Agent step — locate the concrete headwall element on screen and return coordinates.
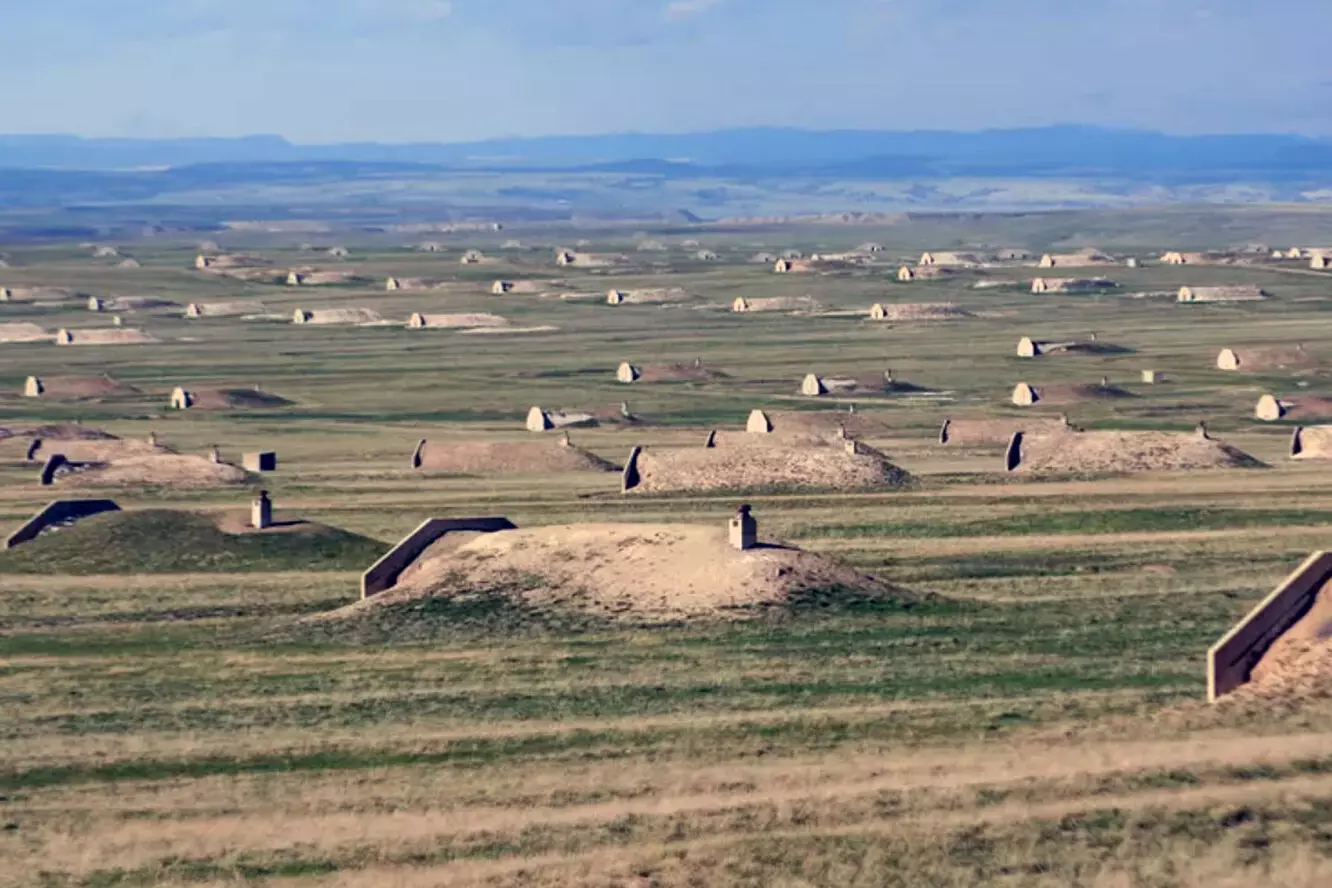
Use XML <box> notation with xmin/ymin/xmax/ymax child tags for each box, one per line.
<box><xmin>1208</xmin><ymin>550</ymin><xmax>1332</xmax><ymax>702</ymax></box>
<box><xmin>621</xmin><ymin>446</ymin><xmax>643</xmax><ymax>492</ymax></box>
<box><xmin>39</xmin><ymin>454</ymin><xmax>70</xmax><ymax>486</ymax></box>
<box><xmin>361</xmin><ymin>516</ymin><xmax>517</xmax><ymax>599</ymax></box>
<box><xmin>6</xmin><ymin>499</ymin><xmax>121</xmax><ymax>548</ymax></box>
<box><xmin>243</xmin><ymin>452</ymin><xmax>277</xmax><ymax>472</ymax></box>
<box><xmin>1004</xmin><ymin>432</ymin><xmax>1024</xmax><ymax>472</ymax></box>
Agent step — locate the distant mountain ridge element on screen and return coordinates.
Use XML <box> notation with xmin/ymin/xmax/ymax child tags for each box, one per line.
<box><xmin>3</xmin><ymin>126</ymin><xmax>1331</xmax><ymax>178</ymax></box>
<box><xmin>0</xmin><ymin>126</ymin><xmax>1328</xmax><ymax>226</ymax></box>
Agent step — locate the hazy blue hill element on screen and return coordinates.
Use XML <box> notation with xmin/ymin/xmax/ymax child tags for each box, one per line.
<box><xmin>2</xmin><ymin>126</ymin><xmax>1330</xmax><ymax>178</ymax></box>
<box><xmin>0</xmin><ymin>126</ymin><xmax>1328</xmax><ymax>224</ymax></box>
<box><xmin>0</xmin><ymin>134</ymin><xmax>296</xmax><ymax>168</ymax></box>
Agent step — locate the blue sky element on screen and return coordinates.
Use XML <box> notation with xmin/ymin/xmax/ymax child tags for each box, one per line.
<box><xmin>1</xmin><ymin>0</ymin><xmax>1328</xmax><ymax>142</ymax></box>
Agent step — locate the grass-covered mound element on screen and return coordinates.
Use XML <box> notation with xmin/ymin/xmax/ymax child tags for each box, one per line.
<box><xmin>0</xmin><ymin>509</ymin><xmax>388</xmax><ymax>574</ymax></box>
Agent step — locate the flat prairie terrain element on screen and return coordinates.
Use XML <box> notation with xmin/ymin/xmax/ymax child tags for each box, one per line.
<box><xmin>3</xmin><ymin>218</ymin><xmax>1332</xmax><ymax>886</ymax></box>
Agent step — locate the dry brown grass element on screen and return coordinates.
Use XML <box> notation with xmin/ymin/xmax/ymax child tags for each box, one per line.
<box><xmin>11</xmin><ymin>743</ymin><xmax>1332</xmax><ymax>886</ymax></box>
<box><xmin>6</xmin><ymin>224</ymin><xmax>1332</xmax><ymax>885</ymax></box>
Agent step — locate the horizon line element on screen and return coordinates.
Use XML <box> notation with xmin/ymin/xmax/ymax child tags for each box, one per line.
<box><xmin>0</xmin><ymin>123</ymin><xmax>1329</xmax><ymax>148</ymax></box>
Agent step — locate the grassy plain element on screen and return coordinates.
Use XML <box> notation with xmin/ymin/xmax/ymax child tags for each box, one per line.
<box><xmin>3</xmin><ymin>213</ymin><xmax>1332</xmax><ymax>885</ymax></box>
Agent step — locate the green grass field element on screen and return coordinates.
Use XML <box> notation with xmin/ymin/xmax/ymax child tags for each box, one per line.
<box><xmin>3</xmin><ymin>214</ymin><xmax>1332</xmax><ymax>886</ymax></box>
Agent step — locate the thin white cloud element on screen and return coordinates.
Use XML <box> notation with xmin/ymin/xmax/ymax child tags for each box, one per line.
<box><xmin>664</xmin><ymin>0</ymin><xmax>726</xmax><ymax>20</ymax></box>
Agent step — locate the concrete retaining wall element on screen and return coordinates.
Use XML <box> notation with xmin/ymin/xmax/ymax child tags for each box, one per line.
<box><xmin>361</xmin><ymin>516</ymin><xmax>517</xmax><ymax>599</ymax></box>
<box><xmin>1208</xmin><ymin>551</ymin><xmax>1332</xmax><ymax>702</ymax></box>
<box><xmin>6</xmin><ymin>499</ymin><xmax>121</xmax><ymax>549</ymax></box>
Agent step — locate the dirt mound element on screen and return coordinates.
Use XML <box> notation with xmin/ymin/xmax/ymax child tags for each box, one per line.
<box><xmin>897</xmin><ymin>266</ymin><xmax>953</xmax><ymax>281</ymax></box>
<box><xmin>1256</xmin><ymin>395</ymin><xmax>1332</xmax><ymax>422</ymax></box>
<box><xmin>288</xmin><ymin>270</ymin><xmax>362</xmax><ymax>286</ymax></box>
<box><xmin>386</xmin><ymin>277</ymin><xmax>445</xmax><ymax>292</ymax></box>
<box><xmin>637</xmin><ymin>363</ymin><xmax>731</xmax><ymax>383</ymax></box>
<box><xmin>1293</xmin><ymin>397</ymin><xmax>1332</xmax><ymax>417</ymax></box>
<box><xmin>36</xmin><ymin>440</ymin><xmax>252</xmax><ymax>489</ymax></box>
<box><xmin>198</xmin><ymin>254</ymin><xmax>270</xmax><ymax>271</ymax></box>
<box><xmin>627</xmin><ymin>442</ymin><xmax>911</xmax><ymax>494</ymax></box>
<box><xmin>1031</xmin><ymin>278</ymin><xmax>1118</xmax><ymax>294</ymax></box>
<box><xmin>55</xmin><ymin>454</ymin><xmax>250</xmax><ymax>489</ymax></box>
<box><xmin>1178</xmin><ymin>285</ymin><xmax>1267</xmax><ymax>303</ymax></box>
<box><xmin>873</xmin><ymin>303</ymin><xmax>972</xmax><ymax>322</ymax></box>
<box><xmin>292</xmin><ymin>308</ymin><xmax>382</xmax><ymax>325</ymax></box>
<box><xmin>1221</xmin><ymin>581</ymin><xmax>1332</xmax><ymax>708</ymax></box>
<box><xmin>489</xmin><ymin>280</ymin><xmax>544</xmax><ymax>294</ymax></box>
<box><xmin>0</xmin><ymin>510</ymin><xmax>386</xmax><ymax>575</ymax></box>
<box><xmin>56</xmin><ymin>328</ymin><xmax>157</xmax><ymax>345</ymax></box>
<box><xmin>179</xmin><ymin>388</ymin><xmax>294</xmax><ymax>410</ymax></box>
<box><xmin>407</xmin><ymin>313</ymin><xmax>509</xmax><ymax>329</ymax></box>
<box><xmin>0</xmin><ymin>322</ymin><xmax>50</xmax><ymax>342</ymax></box>
<box><xmin>609</xmin><ymin>288</ymin><xmax>697</xmax><ymax>305</ymax></box>
<box><xmin>1222</xmin><ymin>639</ymin><xmax>1332</xmax><ymax>710</ymax></box>
<box><xmin>801</xmin><ymin>373</ymin><xmax>896</xmax><ymax>397</ymax></box>
<box><xmin>1293</xmin><ymin>426</ymin><xmax>1332</xmax><ymax>459</ymax></box>
<box><xmin>106</xmin><ymin>297</ymin><xmax>177</xmax><ymax>311</ymax></box>
<box><xmin>1254</xmin><ymin>580</ymin><xmax>1332</xmax><ymax>679</ymax></box>
<box><xmin>737</xmin><ymin>410</ymin><xmax>894</xmax><ymax>441</ymax></box>
<box><xmin>314</xmin><ymin>524</ymin><xmax>920</xmax><ymax>631</ymax></box>
<box><xmin>416</xmin><ymin>440</ymin><xmax>617</xmax><ymax>474</ymax></box>
<box><xmin>939</xmin><ymin>416</ymin><xmax>1071</xmax><ymax>446</ymax></box>
<box><xmin>1218</xmin><ymin>346</ymin><xmax>1321</xmax><ymax>373</ymax></box>
<box><xmin>733</xmin><ymin>295</ymin><xmax>823</xmax><ymax>313</ymax></box>
<box><xmin>185</xmin><ymin>300</ymin><xmax>263</xmax><ymax>318</ymax></box>
<box><xmin>20</xmin><ymin>376</ymin><xmax>140</xmax><ymax>399</ymax></box>
<box><xmin>1011</xmin><ymin>429</ymin><xmax>1265</xmax><ymax>474</ymax></box>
